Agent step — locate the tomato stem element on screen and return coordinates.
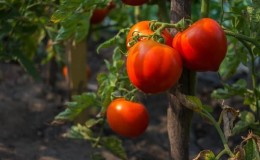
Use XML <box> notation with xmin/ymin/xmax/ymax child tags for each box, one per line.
<box><xmin>201</xmin><ymin>110</ymin><xmax>235</xmax><ymax>158</ymax></box>
<box><xmin>224</xmin><ymin>30</ymin><xmax>260</xmax><ymax>50</ymax></box>
<box><xmin>201</xmin><ymin>0</ymin><xmax>209</xmax><ymax>18</ymax></box>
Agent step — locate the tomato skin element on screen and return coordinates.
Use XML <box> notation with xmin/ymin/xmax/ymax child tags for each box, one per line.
<box><xmin>122</xmin><ymin>0</ymin><xmax>148</xmax><ymax>6</ymax></box>
<box><xmin>127</xmin><ymin>40</ymin><xmax>182</xmax><ymax>94</ymax></box>
<box><xmin>90</xmin><ymin>2</ymin><xmax>115</xmax><ymax>24</ymax></box>
<box><xmin>172</xmin><ymin>18</ymin><xmax>227</xmax><ymax>71</ymax></box>
<box><xmin>126</xmin><ymin>21</ymin><xmax>172</xmax><ymax>49</ymax></box>
<box><xmin>106</xmin><ymin>98</ymin><xmax>149</xmax><ymax>138</ymax></box>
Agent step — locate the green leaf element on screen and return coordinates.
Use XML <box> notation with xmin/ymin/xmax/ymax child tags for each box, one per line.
<box><xmin>55</xmin><ymin>93</ymin><xmax>98</xmax><ymax>121</ymax></box>
<box><xmin>193</xmin><ymin>150</ymin><xmax>216</xmax><ymax>160</ymax></box>
<box><xmin>85</xmin><ymin>118</ymin><xmax>103</xmax><ymax>128</ymax></box>
<box><xmin>14</xmin><ymin>52</ymin><xmax>41</xmax><ymax>81</ymax></box>
<box><xmin>101</xmin><ymin>136</ymin><xmax>127</xmax><ymax>160</ymax></box>
<box><xmin>96</xmin><ymin>28</ymin><xmax>129</xmax><ymax>54</ymax></box>
<box><xmin>232</xmin><ymin>111</ymin><xmax>255</xmax><ymax>135</ymax></box>
<box><xmin>66</xmin><ymin>123</ymin><xmax>95</xmax><ymax>140</ymax></box>
<box><xmin>186</xmin><ymin>95</ymin><xmax>203</xmax><ymax>112</ymax></box>
<box><xmin>212</xmin><ymin>79</ymin><xmax>247</xmax><ymax>99</ymax></box>
<box><xmin>244</xmin><ymin>139</ymin><xmax>260</xmax><ymax>160</ymax></box>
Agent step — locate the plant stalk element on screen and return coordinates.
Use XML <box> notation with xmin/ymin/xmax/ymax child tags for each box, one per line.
<box><xmin>201</xmin><ymin>0</ymin><xmax>209</xmax><ymax>18</ymax></box>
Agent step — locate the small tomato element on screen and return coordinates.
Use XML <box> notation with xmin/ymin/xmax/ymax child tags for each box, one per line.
<box><xmin>106</xmin><ymin>98</ymin><xmax>149</xmax><ymax>138</ymax></box>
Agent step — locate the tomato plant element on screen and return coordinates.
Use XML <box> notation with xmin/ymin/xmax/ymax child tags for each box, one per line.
<box><xmin>126</xmin><ymin>40</ymin><xmax>182</xmax><ymax>93</ymax></box>
<box><xmin>106</xmin><ymin>98</ymin><xmax>149</xmax><ymax>138</ymax></box>
<box><xmin>90</xmin><ymin>1</ymin><xmax>115</xmax><ymax>24</ymax></box>
<box><xmin>122</xmin><ymin>0</ymin><xmax>148</xmax><ymax>6</ymax></box>
<box><xmin>126</xmin><ymin>21</ymin><xmax>173</xmax><ymax>49</ymax></box>
<box><xmin>172</xmin><ymin>18</ymin><xmax>227</xmax><ymax>71</ymax></box>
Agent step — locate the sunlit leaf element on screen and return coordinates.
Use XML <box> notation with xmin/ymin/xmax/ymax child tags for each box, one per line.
<box><xmin>101</xmin><ymin>136</ymin><xmax>127</xmax><ymax>160</ymax></box>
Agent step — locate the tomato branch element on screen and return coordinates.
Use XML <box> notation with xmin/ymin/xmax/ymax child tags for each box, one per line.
<box><xmin>201</xmin><ymin>0</ymin><xmax>209</xmax><ymax>18</ymax></box>
<box><xmin>224</xmin><ymin>30</ymin><xmax>260</xmax><ymax>50</ymax></box>
<box><xmin>200</xmin><ymin>109</ymin><xmax>235</xmax><ymax>158</ymax></box>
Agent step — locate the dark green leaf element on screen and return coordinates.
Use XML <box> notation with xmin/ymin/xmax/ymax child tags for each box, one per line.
<box><xmin>55</xmin><ymin>93</ymin><xmax>98</xmax><ymax>121</ymax></box>
<box><xmin>232</xmin><ymin>111</ymin><xmax>255</xmax><ymax>135</ymax></box>
<box><xmin>14</xmin><ymin>52</ymin><xmax>41</xmax><ymax>81</ymax></box>
<box><xmin>244</xmin><ymin>139</ymin><xmax>260</xmax><ymax>160</ymax></box>
<box><xmin>101</xmin><ymin>136</ymin><xmax>127</xmax><ymax>160</ymax></box>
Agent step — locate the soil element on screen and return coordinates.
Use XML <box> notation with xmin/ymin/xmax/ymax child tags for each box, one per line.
<box><xmin>0</xmin><ymin>45</ymin><xmax>246</xmax><ymax>160</ymax></box>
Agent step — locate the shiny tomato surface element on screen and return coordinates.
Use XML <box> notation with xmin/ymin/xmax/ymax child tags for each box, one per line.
<box><xmin>172</xmin><ymin>18</ymin><xmax>227</xmax><ymax>71</ymax></box>
<box><xmin>126</xmin><ymin>21</ymin><xmax>172</xmax><ymax>49</ymax></box>
<box><xmin>127</xmin><ymin>40</ymin><xmax>182</xmax><ymax>94</ymax></box>
<box><xmin>106</xmin><ymin>98</ymin><xmax>149</xmax><ymax>138</ymax></box>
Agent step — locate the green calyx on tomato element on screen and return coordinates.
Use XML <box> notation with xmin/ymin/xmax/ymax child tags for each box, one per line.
<box><xmin>127</xmin><ymin>40</ymin><xmax>183</xmax><ymax>94</ymax></box>
<box><xmin>172</xmin><ymin>18</ymin><xmax>227</xmax><ymax>72</ymax></box>
<box><xmin>90</xmin><ymin>1</ymin><xmax>115</xmax><ymax>24</ymax></box>
<box><xmin>122</xmin><ymin>0</ymin><xmax>148</xmax><ymax>6</ymax></box>
<box><xmin>106</xmin><ymin>98</ymin><xmax>149</xmax><ymax>138</ymax></box>
<box><xmin>126</xmin><ymin>21</ymin><xmax>173</xmax><ymax>49</ymax></box>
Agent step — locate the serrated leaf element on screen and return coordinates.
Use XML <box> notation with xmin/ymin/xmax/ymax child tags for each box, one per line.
<box><xmin>186</xmin><ymin>95</ymin><xmax>203</xmax><ymax>112</ymax></box>
<box><xmin>101</xmin><ymin>136</ymin><xmax>127</xmax><ymax>160</ymax></box>
<box><xmin>212</xmin><ymin>79</ymin><xmax>247</xmax><ymax>99</ymax></box>
<box><xmin>193</xmin><ymin>150</ymin><xmax>216</xmax><ymax>160</ymax></box>
<box><xmin>244</xmin><ymin>139</ymin><xmax>260</xmax><ymax>160</ymax></box>
<box><xmin>85</xmin><ymin>118</ymin><xmax>103</xmax><ymax>128</ymax></box>
<box><xmin>51</xmin><ymin>10</ymin><xmax>68</xmax><ymax>23</ymax></box>
<box><xmin>97</xmin><ymin>28</ymin><xmax>129</xmax><ymax>54</ymax></box>
<box><xmin>55</xmin><ymin>93</ymin><xmax>98</xmax><ymax>121</ymax></box>
<box><xmin>74</xmin><ymin>12</ymin><xmax>91</xmax><ymax>42</ymax></box>
<box><xmin>66</xmin><ymin>123</ymin><xmax>94</xmax><ymax>140</ymax></box>
<box><xmin>232</xmin><ymin>111</ymin><xmax>255</xmax><ymax>135</ymax></box>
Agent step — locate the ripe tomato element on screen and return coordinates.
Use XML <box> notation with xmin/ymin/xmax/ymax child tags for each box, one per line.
<box><xmin>126</xmin><ymin>21</ymin><xmax>172</xmax><ymax>49</ymax></box>
<box><xmin>127</xmin><ymin>40</ymin><xmax>182</xmax><ymax>94</ymax></box>
<box><xmin>106</xmin><ymin>98</ymin><xmax>149</xmax><ymax>138</ymax></box>
<box><xmin>90</xmin><ymin>1</ymin><xmax>115</xmax><ymax>24</ymax></box>
<box><xmin>172</xmin><ymin>18</ymin><xmax>227</xmax><ymax>71</ymax></box>
<box><xmin>122</xmin><ymin>0</ymin><xmax>148</xmax><ymax>6</ymax></box>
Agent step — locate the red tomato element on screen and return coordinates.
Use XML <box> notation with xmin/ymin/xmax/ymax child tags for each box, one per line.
<box><xmin>127</xmin><ymin>40</ymin><xmax>182</xmax><ymax>94</ymax></box>
<box><xmin>90</xmin><ymin>1</ymin><xmax>115</xmax><ymax>24</ymax></box>
<box><xmin>172</xmin><ymin>18</ymin><xmax>227</xmax><ymax>71</ymax></box>
<box><xmin>126</xmin><ymin>21</ymin><xmax>173</xmax><ymax>49</ymax></box>
<box><xmin>122</xmin><ymin>0</ymin><xmax>148</xmax><ymax>6</ymax></box>
<box><xmin>106</xmin><ymin>98</ymin><xmax>149</xmax><ymax>138</ymax></box>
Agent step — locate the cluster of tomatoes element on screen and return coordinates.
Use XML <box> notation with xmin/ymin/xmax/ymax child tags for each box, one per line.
<box><xmin>106</xmin><ymin>18</ymin><xmax>227</xmax><ymax>138</ymax></box>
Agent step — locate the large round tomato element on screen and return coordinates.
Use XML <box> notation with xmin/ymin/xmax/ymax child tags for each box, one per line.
<box><xmin>106</xmin><ymin>98</ymin><xmax>149</xmax><ymax>138</ymax></box>
<box><xmin>122</xmin><ymin>0</ymin><xmax>148</xmax><ymax>6</ymax></box>
<box><xmin>127</xmin><ymin>40</ymin><xmax>182</xmax><ymax>94</ymax></box>
<box><xmin>126</xmin><ymin>21</ymin><xmax>172</xmax><ymax>49</ymax></box>
<box><xmin>172</xmin><ymin>18</ymin><xmax>227</xmax><ymax>71</ymax></box>
<box><xmin>90</xmin><ymin>1</ymin><xmax>115</xmax><ymax>24</ymax></box>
